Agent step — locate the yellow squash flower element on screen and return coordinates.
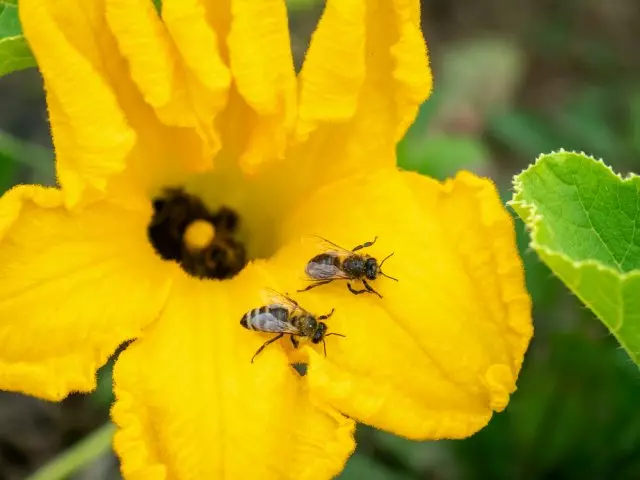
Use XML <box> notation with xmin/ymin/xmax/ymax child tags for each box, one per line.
<box><xmin>0</xmin><ymin>0</ymin><xmax>533</xmax><ymax>478</ymax></box>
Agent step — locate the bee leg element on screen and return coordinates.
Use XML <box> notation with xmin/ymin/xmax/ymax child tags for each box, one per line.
<box><xmin>347</xmin><ymin>282</ymin><xmax>368</xmax><ymax>295</ymax></box>
<box><xmin>351</xmin><ymin>236</ymin><xmax>378</xmax><ymax>252</ymax></box>
<box><xmin>251</xmin><ymin>333</ymin><xmax>285</xmax><ymax>363</ymax></box>
<box><xmin>290</xmin><ymin>335</ymin><xmax>300</xmax><ymax>349</ymax></box>
<box><xmin>362</xmin><ymin>279</ymin><xmax>383</xmax><ymax>299</ymax></box>
<box><xmin>318</xmin><ymin>308</ymin><xmax>335</xmax><ymax>320</ymax></box>
<box><xmin>297</xmin><ymin>280</ymin><xmax>333</xmax><ymax>292</ymax></box>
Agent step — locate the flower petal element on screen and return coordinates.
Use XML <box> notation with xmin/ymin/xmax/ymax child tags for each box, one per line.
<box><xmin>292</xmin><ymin>0</ymin><xmax>432</xmax><ymax>185</ymax></box>
<box><xmin>20</xmin><ymin>0</ymin><xmax>224</xmax><ymax>204</ymax></box>
<box><xmin>272</xmin><ymin>169</ymin><xmax>532</xmax><ymax>439</ymax></box>
<box><xmin>0</xmin><ymin>186</ymin><xmax>173</xmax><ymax>401</ymax></box>
<box><xmin>106</xmin><ymin>0</ymin><xmax>230</xmax><ymax>159</ymax></box>
<box><xmin>112</xmin><ymin>268</ymin><xmax>355</xmax><ymax>480</ymax></box>
<box><xmin>163</xmin><ymin>0</ymin><xmax>231</xmax><ymax>150</ymax></box>
<box><xmin>20</xmin><ymin>0</ymin><xmax>136</xmax><ymax>205</ymax></box>
<box><xmin>204</xmin><ymin>0</ymin><xmax>296</xmax><ymax>174</ymax></box>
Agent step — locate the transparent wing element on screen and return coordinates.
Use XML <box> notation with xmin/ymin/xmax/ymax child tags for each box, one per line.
<box><xmin>261</xmin><ymin>288</ymin><xmax>308</xmax><ymax>313</ymax></box>
<box><xmin>305</xmin><ymin>261</ymin><xmax>351</xmax><ymax>280</ymax></box>
<box><xmin>250</xmin><ymin>311</ymin><xmax>300</xmax><ymax>334</ymax></box>
<box><xmin>309</xmin><ymin>235</ymin><xmax>353</xmax><ymax>256</ymax></box>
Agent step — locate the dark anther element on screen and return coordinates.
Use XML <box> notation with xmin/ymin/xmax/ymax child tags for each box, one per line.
<box><xmin>147</xmin><ymin>188</ymin><xmax>247</xmax><ymax>280</ymax></box>
<box><xmin>213</xmin><ymin>206</ymin><xmax>240</xmax><ymax>232</ymax></box>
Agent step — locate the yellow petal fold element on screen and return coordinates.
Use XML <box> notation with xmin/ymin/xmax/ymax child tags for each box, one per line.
<box><xmin>271</xmin><ymin>169</ymin><xmax>532</xmax><ymax>440</ymax></box>
<box><xmin>112</xmin><ymin>268</ymin><xmax>355</xmax><ymax>480</ymax></box>
<box><xmin>163</xmin><ymin>0</ymin><xmax>231</xmax><ymax>154</ymax></box>
<box><xmin>21</xmin><ymin>0</ymin><xmax>226</xmax><ymax>205</ymax></box>
<box><xmin>292</xmin><ymin>0</ymin><xmax>432</xmax><ymax>186</ymax></box>
<box><xmin>0</xmin><ymin>186</ymin><xmax>173</xmax><ymax>401</ymax></box>
<box><xmin>212</xmin><ymin>0</ymin><xmax>297</xmax><ymax>174</ymax></box>
<box><xmin>20</xmin><ymin>0</ymin><xmax>136</xmax><ymax>206</ymax></box>
<box><xmin>106</xmin><ymin>0</ymin><xmax>229</xmax><ymax>160</ymax></box>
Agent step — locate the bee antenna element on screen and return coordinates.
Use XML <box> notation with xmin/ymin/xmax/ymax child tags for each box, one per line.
<box><xmin>379</xmin><ymin>252</ymin><xmax>394</xmax><ymax>266</ymax></box>
<box><xmin>323</xmin><ymin>332</ymin><xmax>346</xmax><ymax>357</ymax></box>
<box><xmin>379</xmin><ymin>253</ymin><xmax>399</xmax><ymax>282</ymax></box>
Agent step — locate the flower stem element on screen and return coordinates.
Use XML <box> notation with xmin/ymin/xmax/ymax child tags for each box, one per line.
<box><xmin>27</xmin><ymin>422</ymin><xmax>116</xmax><ymax>480</ymax></box>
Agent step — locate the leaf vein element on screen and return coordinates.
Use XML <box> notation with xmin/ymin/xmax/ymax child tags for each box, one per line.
<box><xmin>572</xmin><ymin>165</ymin><xmax>622</xmax><ymax>271</ymax></box>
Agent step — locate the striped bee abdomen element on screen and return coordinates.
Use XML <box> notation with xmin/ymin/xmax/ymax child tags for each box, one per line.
<box><xmin>240</xmin><ymin>306</ymin><xmax>291</xmax><ymax>333</ymax></box>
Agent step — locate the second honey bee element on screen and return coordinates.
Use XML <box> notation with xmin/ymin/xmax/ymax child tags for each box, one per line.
<box><xmin>240</xmin><ymin>291</ymin><xmax>344</xmax><ymax>363</ymax></box>
<box><xmin>298</xmin><ymin>236</ymin><xmax>397</xmax><ymax>298</ymax></box>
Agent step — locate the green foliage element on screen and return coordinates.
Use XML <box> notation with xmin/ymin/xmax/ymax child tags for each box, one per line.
<box><xmin>0</xmin><ymin>0</ymin><xmax>36</xmax><ymax>77</ymax></box>
<box><xmin>488</xmin><ymin>85</ymin><xmax>639</xmax><ymax>169</ymax></box>
<box><xmin>0</xmin><ymin>131</ymin><xmax>55</xmax><ymax>186</ymax></box>
<box><xmin>1</xmin><ymin>3</ymin><xmax>639</xmax><ymax>479</ymax></box>
<box><xmin>27</xmin><ymin>423</ymin><xmax>116</xmax><ymax>480</ymax></box>
<box><xmin>92</xmin><ymin>360</ymin><xmax>115</xmax><ymax>407</ymax></box>
<box><xmin>399</xmin><ymin>132</ymin><xmax>490</xmax><ymax>180</ymax></box>
<box><xmin>489</xmin><ymin>111</ymin><xmax>566</xmax><ymax>159</ymax></box>
<box><xmin>436</xmin><ymin>38</ymin><xmax>524</xmax><ymax>116</ymax></box>
<box><xmin>338</xmin><ymin>453</ymin><xmax>412</xmax><ymax>480</ymax></box>
<box><xmin>455</xmin><ymin>332</ymin><xmax>640</xmax><ymax>480</ymax></box>
<box><xmin>336</xmin><ymin>424</ymin><xmax>458</xmax><ymax>479</ymax></box>
<box><xmin>286</xmin><ymin>0</ymin><xmax>323</xmax><ymax>12</ymax></box>
<box><xmin>0</xmin><ymin>150</ymin><xmax>14</xmax><ymax>193</ymax></box>
<box><xmin>511</xmin><ymin>151</ymin><xmax>640</xmax><ymax>364</ymax></box>
<box><xmin>397</xmin><ymin>90</ymin><xmax>493</xmax><ymax>180</ymax></box>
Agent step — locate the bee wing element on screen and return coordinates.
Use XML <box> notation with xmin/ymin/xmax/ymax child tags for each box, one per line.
<box><xmin>309</xmin><ymin>235</ymin><xmax>353</xmax><ymax>256</ymax></box>
<box><xmin>261</xmin><ymin>288</ymin><xmax>307</xmax><ymax>313</ymax></box>
<box><xmin>250</xmin><ymin>311</ymin><xmax>301</xmax><ymax>334</ymax></box>
<box><xmin>305</xmin><ymin>261</ymin><xmax>351</xmax><ymax>280</ymax></box>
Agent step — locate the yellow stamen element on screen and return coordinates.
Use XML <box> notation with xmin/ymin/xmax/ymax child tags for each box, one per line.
<box><xmin>183</xmin><ymin>219</ymin><xmax>216</xmax><ymax>252</ymax></box>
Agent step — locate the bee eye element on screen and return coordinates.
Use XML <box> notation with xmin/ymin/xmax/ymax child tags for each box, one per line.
<box><xmin>312</xmin><ymin>328</ymin><xmax>323</xmax><ymax>343</ymax></box>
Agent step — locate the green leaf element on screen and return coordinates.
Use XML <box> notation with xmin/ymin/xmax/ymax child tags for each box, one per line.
<box><xmin>0</xmin><ymin>130</ymin><xmax>55</xmax><ymax>185</ymax></box>
<box><xmin>27</xmin><ymin>423</ymin><xmax>115</xmax><ymax>480</ymax></box>
<box><xmin>398</xmin><ymin>134</ymin><xmax>490</xmax><ymax>180</ymax></box>
<box><xmin>371</xmin><ymin>430</ymin><xmax>455</xmax><ymax>475</ymax></box>
<box><xmin>0</xmin><ymin>0</ymin><xmax>36</xmax><ymax>77</ymax></box>
<box><xmin>488</xmin><ymin>111</ymin><xmax>563</xmax><ymax>157</ymax></box>
<box><xmin>338</xmin><ymin>453</ymin><xmax>412</xmax><ymax>480</ymax></box>
<box><xmin>628</xmin><ymin>88</ymin><xmax>640</xmax><ymax>157</ymax></box>
<box><xmin>454</xmin><ymin>332</ymin><xmax>640</xmax><ymax>479</ymax></box>
<box><xmin>286</xmin><ymin>0</ymin><xmax>324</xmax><ymax>12</ymax></box>
<box><xmin>555</xmin><ymin>87</ymin><xmax>621</xmax><ymax>160</ymax></box>
<box><xmin>0</xmin><ymin>151</ymin><xmax>14</xmax><ymax>193</ymax></box>
<box><xmin>510</xmin><ymin>151</ymin><xmax>640</xmax><ymax>365</ymax></box>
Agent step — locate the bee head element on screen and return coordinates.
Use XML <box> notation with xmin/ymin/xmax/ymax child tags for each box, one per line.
<box><xmin>312</xmin><ymin>322</ymin><xmax>327</xmax><ymax>344</ymax></box>
<box><xmin>364</xmin><ymin>257</ymin><xmax>379</xmax><ymax>280</ymax></box>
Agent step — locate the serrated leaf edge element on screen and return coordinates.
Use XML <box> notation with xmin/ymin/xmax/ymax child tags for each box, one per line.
<box><xmin>509</xmin><ymin>148</ymin><xmax>640</xmax><ymax>278</ymax></box>
<box><xmin>508</xmin><ymin>149</ymin><xmax>640</xmax><ymax>364</ymax></box>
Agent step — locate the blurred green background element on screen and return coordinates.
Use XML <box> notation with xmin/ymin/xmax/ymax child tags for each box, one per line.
<box><xmin>1</xmin><ymin>0</ymin><xmax>640</xmax><ymax>479</ymax></box>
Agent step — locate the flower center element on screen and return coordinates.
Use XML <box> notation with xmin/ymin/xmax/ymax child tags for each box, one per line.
<box><xmin>147</xmin><ymin>188</ymin><xmax>247</xmax><ymax>279</ymax></box>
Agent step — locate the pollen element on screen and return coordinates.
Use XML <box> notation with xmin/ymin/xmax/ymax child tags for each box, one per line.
<box><xmin>147</xmin><ymin>188</ymin><xmax>247</xmax><ymax>280</ymax></box>
<box><xmin>184</xmin><ymin>220</ymin><xmax>216</xmax><ymax>252</ymax></box>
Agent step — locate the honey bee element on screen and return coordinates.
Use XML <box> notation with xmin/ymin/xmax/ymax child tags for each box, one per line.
<box><xmin>298</xmin><ymin>236</ymin><xmax>397</xmax><ymax>298</ymax></box>
<box><xmin>240</xmin><ymin>290</ymin><xmax>344</xmax><ymax>363</ymax></box>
